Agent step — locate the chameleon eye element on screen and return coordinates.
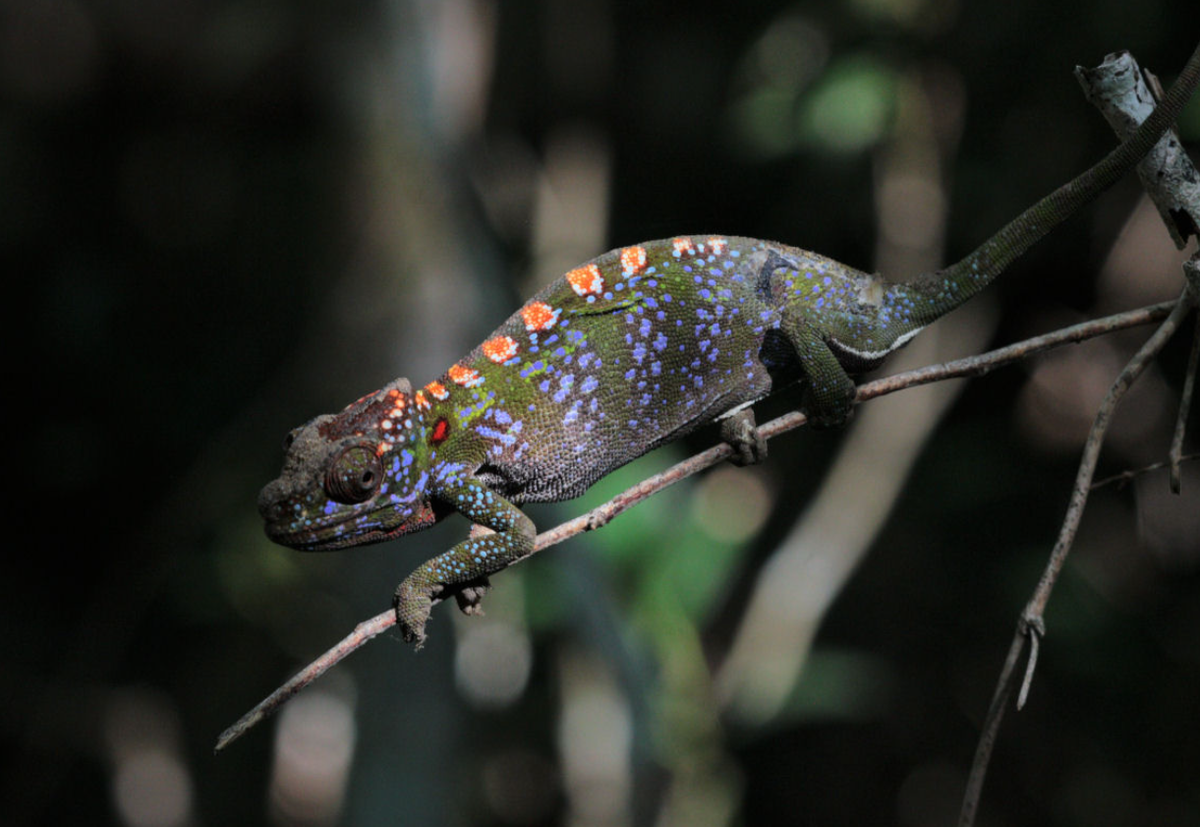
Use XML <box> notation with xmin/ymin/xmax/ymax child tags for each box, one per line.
<box><xmin>324</xmin><ymin>446</ymin><xmax>383</xmax><ymax>504</ymax></box>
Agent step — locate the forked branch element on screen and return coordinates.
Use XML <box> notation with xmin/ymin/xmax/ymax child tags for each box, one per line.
<box><xmin>957</xmin><ymin>292</ymin><xmax>1195</xmax><ymax>827</ymax></box>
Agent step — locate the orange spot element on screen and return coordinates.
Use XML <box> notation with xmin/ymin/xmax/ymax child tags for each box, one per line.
<box><xmin>620</xmin><ymin>246</ymin><xmax>648</xmax><ymax>276</ymax></box>
<box><xmin>566</xmin><ymin>263</ymin><xmax>604</xmax><ymax>297</ymax></box>
<box><xmin>448</xmin><ymin>364</ymin><xmax>483</xmax><ymax>388</ymax></box>
<box><xmin>376</xmin><ymin>441</ymin><xmax>392</xmax><ymax>456</ymax></box>
<box><xmin>430</xmin><ymin>418</ymin><xmax>450</xmax><ymax>445</ymax></box>
<box><xmin>414</xmin><ymin>390</ymin><xmax>430</xmax><ymax>410</ymax></box>
<box><xmin>707</xmin><ymin>236</ymin><xmax>728</xmax><ymax>255</ymax></box>
<box><xmin>425</xmin><ymin>381</ymin><xmax>449</xmax><ymax>401</ymax></box>
<box><xmin>672</xmin><ymin>237</ymin><xmax>695</xmax><ymax>256</ymax></box>
<box><xmin>521</xmin><ymin>301</ymin><xmax>558</xmax><ymax>332</ymax></box>
<box><xmin>482</xmin><ymin>335</ymin><xmax>519</xmax><ymax>364</ymax></box>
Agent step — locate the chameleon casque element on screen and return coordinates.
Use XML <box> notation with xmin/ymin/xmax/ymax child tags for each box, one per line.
<box><xmin>259</xmin><ymin>42</ymin><xmax>1200</xmax><ymax>646</ymax></box>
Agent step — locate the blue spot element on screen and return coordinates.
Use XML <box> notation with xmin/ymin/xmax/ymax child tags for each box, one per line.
<box><xmin>581</xmin><ymin>375</ymin><xmax>599</xmax><ymax>393</ymax></box>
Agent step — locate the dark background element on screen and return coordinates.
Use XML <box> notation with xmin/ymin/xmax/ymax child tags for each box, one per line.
<box><xmin>5</xmin><ymin>1</ymin><xmax>1199</xmax><ymax>825</ymax></box>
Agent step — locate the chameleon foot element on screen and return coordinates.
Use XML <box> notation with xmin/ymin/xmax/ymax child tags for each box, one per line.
<box><xmin>802</xmin><ymin>380</ymin><xmax>857</xmax><ymax>430</ymax></box>
<box><xmin>720</xmin><ymin>409</ymin><xmax>767</xmax><ymax>466</ymax></box>
<box><xmin>394</xmin><ymin>574</ymin><xmax>493</xmax><ymax>647</ymax></box>
<box><xmin>394</xmin><ymin>575</ymin><xmax>436</xmax><ymax>648</ymax></box>
<box><xmin>453</xmin><ymin>576</ymin><xmax>491</xmax><ymax>617</ymax></box>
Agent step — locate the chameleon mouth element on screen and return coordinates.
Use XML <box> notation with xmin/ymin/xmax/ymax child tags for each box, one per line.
<box><xmin>262</xmin><ymin>500</ymin><xmax>439</xmax><ymax>551</ymax></box>
<box><xmin>263</xmin><ymin>511</ymin><xmax>405</xmax><ymax>551</ymax></box>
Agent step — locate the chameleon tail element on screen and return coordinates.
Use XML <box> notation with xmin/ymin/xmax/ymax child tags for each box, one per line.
<box><xmin>907</xmin><ymin>38</ymin><xmax>1200</xmax><ymax>324</ymax></box>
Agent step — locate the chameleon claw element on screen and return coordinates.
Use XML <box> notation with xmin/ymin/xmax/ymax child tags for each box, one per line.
<box><xmin>454</xmin><ymin>577</ymin><xmax>491</xmax><ymax>617</ymax></box>
<box><xmin>720</xmin><ymin>409</ymin><xmax>767</xmax><ymax>466</ymax></box>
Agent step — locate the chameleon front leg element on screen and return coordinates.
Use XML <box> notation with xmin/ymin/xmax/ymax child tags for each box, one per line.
<box><xmin>780</xmin><ymin>311</ymin><xmax>858</xmax><ymax>429</ymax></box>
<box><xmin>394</xmin><ymin>474</ymin><xmax>535</xmax><ymax>646</ymax></box>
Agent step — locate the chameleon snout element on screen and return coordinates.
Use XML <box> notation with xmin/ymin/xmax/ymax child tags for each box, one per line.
<box><xmin>256</xmin><ymin>478</ymin><xmax>295</xmax><ymax>527</ymax></box>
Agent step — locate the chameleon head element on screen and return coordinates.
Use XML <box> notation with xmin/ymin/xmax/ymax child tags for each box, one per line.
<box><xmin>257</xmin><ymin>377</ymin><xmax>438</xmax><ymax>550</ymax></box>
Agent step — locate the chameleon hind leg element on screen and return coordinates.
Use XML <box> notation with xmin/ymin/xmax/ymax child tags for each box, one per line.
<box><xmin>779</xmin><ymin>310</ymin><xmax>858</xmax><ymax>429</ymax></box>
<box><xmin>394</xmin><ymin>474</ymin><xmax>535</xmax><ymax>647</ymax></box>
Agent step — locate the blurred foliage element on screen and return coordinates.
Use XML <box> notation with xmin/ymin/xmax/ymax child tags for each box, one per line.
<box><xmin>6</xmin><ymin>0</ymin><xmax>1200</xmax><ymax>826</ymax></box>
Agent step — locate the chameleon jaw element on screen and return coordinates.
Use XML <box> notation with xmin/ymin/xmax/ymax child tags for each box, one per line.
<box><xmin>262</xmin><ymin>500</ymin><xmax>440</xmax><ymax>552</ymax></box>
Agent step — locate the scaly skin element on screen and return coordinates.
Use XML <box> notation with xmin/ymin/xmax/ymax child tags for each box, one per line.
<box><xmin>259</xmin><ymin>39</ymin><xmax>1200</xmax><ymax>645</ymax></box>
<box><xmin>258</xmin><ymin>237</ymin><xmax>928</xmax><ymax>642</ymax></box>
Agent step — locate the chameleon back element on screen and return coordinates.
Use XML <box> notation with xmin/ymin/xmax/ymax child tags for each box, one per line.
<box><xmin>438</xmin><ymin>236</ymin><xmax>789</xmax><ymax>502</ymax></box>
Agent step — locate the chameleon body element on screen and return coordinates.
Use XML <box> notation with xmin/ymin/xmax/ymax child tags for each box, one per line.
<box><xmin>259</xmin><ymin>237</ymin><xmax>937</xmax><ymax>641</ymax></box>
<box><xmin>259</xmin><ymin>42</ymin><xmax>1200</xmax><ymax>645</ymax></box>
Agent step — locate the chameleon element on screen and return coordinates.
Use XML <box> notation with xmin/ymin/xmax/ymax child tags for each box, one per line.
<box><xmin>258</xmin><ymin>41</ymin><xmax>1200</xmax><ymax>646</ymax></box>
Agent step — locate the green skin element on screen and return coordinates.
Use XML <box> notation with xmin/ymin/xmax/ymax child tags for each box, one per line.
<box><xmin>258</xmin><ymin>42</ymin><xmax>1200</xmax><ymax>646</ymax></box>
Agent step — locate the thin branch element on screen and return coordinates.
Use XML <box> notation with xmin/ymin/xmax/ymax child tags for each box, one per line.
<box><xmin>1029</xmin><ymin>294</ymin><xmax>1191</xmax><ymax>620</ymax></box>
<box><xmin>1170</xmin><ymin>257</ymin><xmax>1200</xmax><ymax>491</ymax></box>
<box><xmin>215</xmin><ymin>610</ymin><xmax>395</xmax><ymax>752</ymax></box>
<box><xmin>957</xmin><ymin>618</ymin><xmax>1031</xmax><ymax>827</ymax></box>
<box><xmin>957</xmin><ymin>292</ymin><xmax>1193</xmax><ymax>827</ymax></box>
<box><xmin>1169</xmin><ymin>314</ymin><xmax>1199</xmax><ymax>492</ymax></box>
<box><xmin>1090</xmin><ymin>452</ymin><xmax>1200</xmax><ymax>489</ymax></box>
<box><xmin>215</xmin><ymin>300</ymin><xmax>1174</xmax><ymax>752</ymax></box>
